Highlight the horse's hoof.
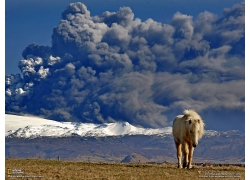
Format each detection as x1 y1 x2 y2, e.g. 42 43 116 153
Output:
177 164 182 168
182 163 187 168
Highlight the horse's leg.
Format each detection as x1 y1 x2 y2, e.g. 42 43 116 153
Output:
182 141 189 168
188 144 194 169
175 142 182 168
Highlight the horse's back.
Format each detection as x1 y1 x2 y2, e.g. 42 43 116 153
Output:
172 115 184 143
173 115 184 127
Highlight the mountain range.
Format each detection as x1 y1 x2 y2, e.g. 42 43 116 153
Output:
5 114 218 138
5 114 245 164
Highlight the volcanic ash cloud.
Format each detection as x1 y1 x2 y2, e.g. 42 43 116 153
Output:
5 2 245 128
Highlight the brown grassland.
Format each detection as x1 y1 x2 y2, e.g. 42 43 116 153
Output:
5 159 245 180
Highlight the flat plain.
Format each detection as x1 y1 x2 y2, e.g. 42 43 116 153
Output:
5 159 245 180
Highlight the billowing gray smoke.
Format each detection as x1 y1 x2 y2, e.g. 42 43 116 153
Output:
5 2 245 128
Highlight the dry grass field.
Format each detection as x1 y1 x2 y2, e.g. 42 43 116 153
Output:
5 159 245 180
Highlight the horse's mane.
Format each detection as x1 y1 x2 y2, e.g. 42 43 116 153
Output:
183 109 205 139
183 109 202 120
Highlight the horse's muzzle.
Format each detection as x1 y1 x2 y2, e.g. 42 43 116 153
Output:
193 144 197 148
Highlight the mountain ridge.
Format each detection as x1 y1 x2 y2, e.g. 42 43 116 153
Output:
5 114 244 164
6 114 223 139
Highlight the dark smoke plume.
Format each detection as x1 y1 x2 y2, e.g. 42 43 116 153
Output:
5 2 245 128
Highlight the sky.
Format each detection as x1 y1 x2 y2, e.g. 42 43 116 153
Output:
4 0 246 133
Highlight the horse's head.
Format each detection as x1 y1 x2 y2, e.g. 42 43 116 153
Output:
186 119 203 147
184 109 205 148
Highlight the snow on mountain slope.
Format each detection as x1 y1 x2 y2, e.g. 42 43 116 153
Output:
5 114 172 138
5 114 65 132
5 114 221 138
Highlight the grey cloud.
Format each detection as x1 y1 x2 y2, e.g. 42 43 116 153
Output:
194 11 218 35
5 2 245 130
97 72 168 127
62 2 91 20
153 72 244 112
133 18 175 46
101 7 134 28
102 23 131 51
171 12 194 40
197 2 244 49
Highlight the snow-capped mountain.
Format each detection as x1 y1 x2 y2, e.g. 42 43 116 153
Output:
5 114 244 163
5 114 172 138
6 114 219 138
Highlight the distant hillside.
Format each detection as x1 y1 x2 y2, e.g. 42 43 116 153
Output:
5 132 245 164
121 153 149 163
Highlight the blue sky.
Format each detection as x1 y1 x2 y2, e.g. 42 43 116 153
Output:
4 0 246 132
5 0 244 75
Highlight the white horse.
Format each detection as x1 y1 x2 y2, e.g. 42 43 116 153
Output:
172 109 205 169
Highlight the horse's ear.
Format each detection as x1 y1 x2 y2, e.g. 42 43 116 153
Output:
185 119 192 124
183 114 188 118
